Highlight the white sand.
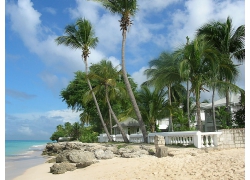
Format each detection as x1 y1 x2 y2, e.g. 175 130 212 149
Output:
13 147 245 180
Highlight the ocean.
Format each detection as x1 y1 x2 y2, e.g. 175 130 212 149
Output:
5 140 53 180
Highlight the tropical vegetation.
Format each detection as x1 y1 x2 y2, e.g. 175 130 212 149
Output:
50 2 244 143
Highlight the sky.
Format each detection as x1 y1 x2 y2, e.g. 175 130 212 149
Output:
4 0 246 140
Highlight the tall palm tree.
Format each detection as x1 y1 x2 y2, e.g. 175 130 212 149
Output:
55 18 113 141
95 0 148 142
205 59 240 131
176 36 219 131
89 59 129 142
144 52 186 132
196 16 245 109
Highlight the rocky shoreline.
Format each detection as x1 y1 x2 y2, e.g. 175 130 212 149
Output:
42 141 158 174
41 141 223 175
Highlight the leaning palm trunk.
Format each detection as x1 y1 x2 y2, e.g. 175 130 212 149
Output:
109 109 112 134
186 36 190 129
105 86 129 143
121 29 148 143
187 80 190 128
84 57 113 142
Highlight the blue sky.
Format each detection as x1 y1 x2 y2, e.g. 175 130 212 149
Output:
4 0 246 140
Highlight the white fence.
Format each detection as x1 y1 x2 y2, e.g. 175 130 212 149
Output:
98 131 222 149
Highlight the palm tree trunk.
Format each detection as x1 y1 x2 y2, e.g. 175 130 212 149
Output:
168 85 173 132
109 109 112 134
195 90 202 131
186 36 190 129
151 123 155 132
121 29 148 143
187 80 190 128
212 86 217 131
105 86 129 143
225 81 231 126
83 57 113 142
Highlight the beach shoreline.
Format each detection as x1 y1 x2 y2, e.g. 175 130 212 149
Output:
12 146 245 180
5 150 50 180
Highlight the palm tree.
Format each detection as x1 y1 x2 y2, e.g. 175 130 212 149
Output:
72 122 81 141
137 86 168 132
196 16 245 109
144 52 186 132
205 59 240 131
89 59 129 142
176 36 219 131
95 0 148 142
55 18 113 141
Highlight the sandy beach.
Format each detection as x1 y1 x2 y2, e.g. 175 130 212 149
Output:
12 147 245 180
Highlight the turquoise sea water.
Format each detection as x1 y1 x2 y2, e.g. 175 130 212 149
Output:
5 140 50 157
5 140 53 180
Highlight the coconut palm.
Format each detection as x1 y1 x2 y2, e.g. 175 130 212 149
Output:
144 52 186 131
55 18 113 141
94 0 147 142
88 59 129 142
205 59 240 131
196 16 245 108
176 36 219 131
137 86 168 132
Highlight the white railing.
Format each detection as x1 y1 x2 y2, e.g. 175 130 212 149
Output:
114 134 130 142
98 131 222 148
200 132 222 148
129 134 144 143
148 131 222 148
98 134 116 143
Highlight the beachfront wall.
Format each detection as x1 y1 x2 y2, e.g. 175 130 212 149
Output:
147 131 223 148
98 129 245 149
217 128 245 149
98 131 222 148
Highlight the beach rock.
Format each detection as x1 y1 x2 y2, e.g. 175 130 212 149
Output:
46 157 56 163
52 143 65 153
68 150 96 163
56 150 70 163
76 160 98 169
155 146 168 158
94 149 114 159
50 162 76 174
64 142 82 150
105 146 118 154
85 144 106 152
121 153 139 158
121 149 149 158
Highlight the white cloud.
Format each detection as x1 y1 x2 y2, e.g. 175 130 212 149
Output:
44 7 56 15
6 0 41 47
131 66 148 88
11 109 81 124
46 109 81 123
68 0 102 24
5 109 82 139
167 0 245 49
18 126 33 135
138 0 180 13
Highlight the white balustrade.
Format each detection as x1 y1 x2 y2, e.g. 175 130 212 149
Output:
129 134 144 143
98 131 222 149
115 134 125 142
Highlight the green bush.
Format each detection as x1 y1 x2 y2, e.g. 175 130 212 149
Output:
79 127 99 143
